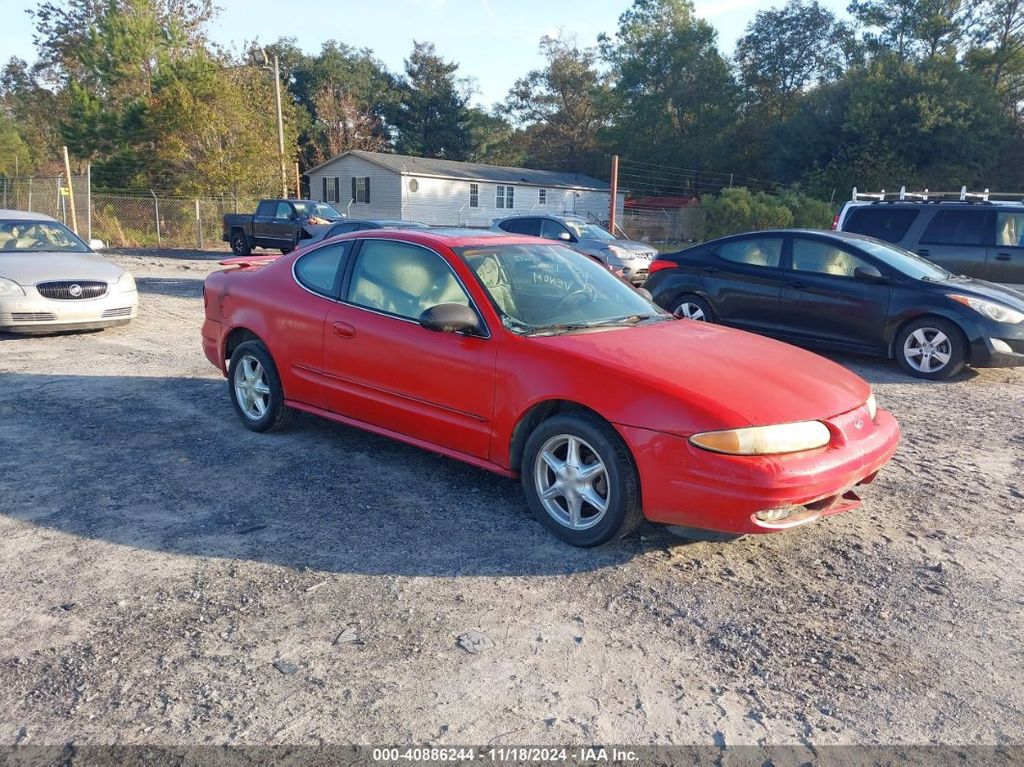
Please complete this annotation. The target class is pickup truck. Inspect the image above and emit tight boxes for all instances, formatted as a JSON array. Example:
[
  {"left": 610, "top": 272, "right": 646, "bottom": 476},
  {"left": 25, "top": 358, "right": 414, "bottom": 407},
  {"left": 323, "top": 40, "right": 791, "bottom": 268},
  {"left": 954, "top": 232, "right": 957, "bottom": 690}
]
[{"left": 223, "top": 199, "right": 344, "bottom": 256}]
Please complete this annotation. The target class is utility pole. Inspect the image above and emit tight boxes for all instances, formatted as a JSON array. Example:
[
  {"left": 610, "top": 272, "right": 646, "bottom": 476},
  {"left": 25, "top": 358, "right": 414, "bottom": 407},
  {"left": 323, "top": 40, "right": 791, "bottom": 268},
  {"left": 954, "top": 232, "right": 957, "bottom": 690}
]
[
  {"left": 608, "top": 155, "right": 619, "bottom": 236},
  {"left": 294, "top": 161, "right": 301, "bottom": 199},
  {"left": 272, "top": 54, "right": 287, "bottom": 198},
  {"left": 62, "top": 146, "right": 79, "bottom": 234}
]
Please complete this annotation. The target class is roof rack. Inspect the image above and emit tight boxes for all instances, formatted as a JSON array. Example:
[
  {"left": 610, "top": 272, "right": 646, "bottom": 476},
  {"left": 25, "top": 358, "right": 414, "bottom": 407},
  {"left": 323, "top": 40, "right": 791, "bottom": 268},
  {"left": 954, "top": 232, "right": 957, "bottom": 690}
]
[{"left": 851, "top": 186, "right": 1024, "bottom": 204}]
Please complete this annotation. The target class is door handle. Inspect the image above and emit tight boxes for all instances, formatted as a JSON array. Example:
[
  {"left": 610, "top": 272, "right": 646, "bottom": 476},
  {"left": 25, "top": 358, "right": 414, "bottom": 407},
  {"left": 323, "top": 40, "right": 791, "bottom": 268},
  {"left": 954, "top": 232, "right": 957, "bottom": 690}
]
[
  {"left": 332, "top": 321, "right": 356, "bottom": 339},
  {"left": 788, "top": 281, "right": 806, "bottom": 290},
  {"left": 701, "top": 266, "right": 718, "bottom": 274},
  {"left": 996, "top": 253, "right": 1012, "bottom": 261},
  {"left": 916, "top": 249, "right": 930, "bottom": 257}
]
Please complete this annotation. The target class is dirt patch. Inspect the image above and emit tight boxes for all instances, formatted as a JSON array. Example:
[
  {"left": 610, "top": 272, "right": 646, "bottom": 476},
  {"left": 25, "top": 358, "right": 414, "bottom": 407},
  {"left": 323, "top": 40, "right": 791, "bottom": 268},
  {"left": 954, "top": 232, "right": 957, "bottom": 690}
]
[{"left": 0, "top": 249, "right": 1022, "bottom": 746}]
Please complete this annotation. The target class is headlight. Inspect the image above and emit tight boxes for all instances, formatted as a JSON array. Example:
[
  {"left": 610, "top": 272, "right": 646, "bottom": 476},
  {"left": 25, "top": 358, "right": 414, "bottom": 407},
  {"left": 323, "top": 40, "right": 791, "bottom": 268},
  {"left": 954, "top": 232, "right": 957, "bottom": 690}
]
[
  {"left": 949, "top": 294, "right": 1024, "bottom": 324},
  {"left": 866, "top": 394, "right": 877, "bottom": 421},
  {"left": 115, "top": 271, "right": 137, "bottom": 290},
  {"left": 604, "top": 244, "right": 632, "bottom": 261},
  {"left": 0, "top": 277, "right": 25, "bottom": 297},
  {"left": 690, "top": 421, "right": 832, "bottom": 455}
]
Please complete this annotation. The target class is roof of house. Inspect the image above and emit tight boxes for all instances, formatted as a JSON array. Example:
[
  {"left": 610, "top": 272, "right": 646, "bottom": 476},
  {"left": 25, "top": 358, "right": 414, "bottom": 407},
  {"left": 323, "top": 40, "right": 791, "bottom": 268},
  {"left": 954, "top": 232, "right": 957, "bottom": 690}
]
[{"left": 306, "top": 150, "right": 613, "bottom": 192}]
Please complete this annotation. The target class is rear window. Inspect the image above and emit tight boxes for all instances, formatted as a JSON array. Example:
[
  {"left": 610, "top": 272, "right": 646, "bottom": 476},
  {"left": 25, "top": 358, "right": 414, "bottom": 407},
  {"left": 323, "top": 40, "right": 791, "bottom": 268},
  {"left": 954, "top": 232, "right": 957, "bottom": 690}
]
[
  {"left": 843, "top": 207, "right": 919, "bottom": 243},
  {"left": 920, "top": 209, "right": 989, "bottom": 246}
]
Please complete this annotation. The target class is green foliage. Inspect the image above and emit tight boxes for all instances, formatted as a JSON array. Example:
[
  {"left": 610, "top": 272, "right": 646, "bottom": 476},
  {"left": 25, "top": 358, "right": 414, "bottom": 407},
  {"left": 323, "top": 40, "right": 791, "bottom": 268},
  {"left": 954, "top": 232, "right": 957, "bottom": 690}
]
[{"left": 703, "top": 188, "right": 795, "bottom": 239}]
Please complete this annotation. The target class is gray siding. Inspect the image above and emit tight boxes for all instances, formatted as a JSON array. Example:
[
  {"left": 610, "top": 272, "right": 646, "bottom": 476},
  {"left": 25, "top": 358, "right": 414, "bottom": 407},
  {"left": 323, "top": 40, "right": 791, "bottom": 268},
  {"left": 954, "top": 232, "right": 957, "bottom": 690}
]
[{"left": 307, "top": 155, "right": 402, "bottom": 218}]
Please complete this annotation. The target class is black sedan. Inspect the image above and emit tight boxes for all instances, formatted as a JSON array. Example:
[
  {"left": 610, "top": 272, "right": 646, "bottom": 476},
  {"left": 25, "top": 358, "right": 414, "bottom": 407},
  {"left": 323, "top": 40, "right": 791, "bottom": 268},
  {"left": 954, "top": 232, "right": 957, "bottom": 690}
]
[
  {"left": 646, "top": 230, "right": 1024, "bottom": 379},
  {"left": 310, "top": 219, "right": 430, "bottom": 242}
]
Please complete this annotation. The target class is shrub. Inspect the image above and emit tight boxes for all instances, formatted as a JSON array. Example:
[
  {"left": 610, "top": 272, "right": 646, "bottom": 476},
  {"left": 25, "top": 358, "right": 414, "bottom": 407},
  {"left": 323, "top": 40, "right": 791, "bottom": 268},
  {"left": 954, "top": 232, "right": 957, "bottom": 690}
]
[{"left": 702, "top": 186, "right": 832, "bottom": 239}]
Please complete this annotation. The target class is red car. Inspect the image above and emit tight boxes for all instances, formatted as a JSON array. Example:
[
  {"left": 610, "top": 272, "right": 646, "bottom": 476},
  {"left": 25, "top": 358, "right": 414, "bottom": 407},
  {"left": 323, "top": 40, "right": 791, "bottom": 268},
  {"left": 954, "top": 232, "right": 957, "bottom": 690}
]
[{"left": 202, "top": 229, "right": 900, "bottom": 547}]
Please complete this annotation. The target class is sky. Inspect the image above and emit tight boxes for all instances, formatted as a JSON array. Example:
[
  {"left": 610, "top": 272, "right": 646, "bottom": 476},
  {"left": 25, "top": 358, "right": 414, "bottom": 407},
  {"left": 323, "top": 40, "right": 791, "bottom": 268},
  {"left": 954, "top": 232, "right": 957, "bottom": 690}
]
[{"left": 2, "top": 0, "right": 851, "bottom": 106}]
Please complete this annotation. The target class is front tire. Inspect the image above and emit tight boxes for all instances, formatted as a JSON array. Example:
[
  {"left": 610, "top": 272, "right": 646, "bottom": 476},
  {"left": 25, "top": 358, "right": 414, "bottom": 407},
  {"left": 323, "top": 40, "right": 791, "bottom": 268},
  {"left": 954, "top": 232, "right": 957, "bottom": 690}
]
[
  {"left": 521, "top": 413, "right": 643, "bottom": 547},
  {"left": 671, "top": 294, "right": 713, "bottom": 322},
  {"left": 895, "top": 317, "right": 967, "bottom": 380},
  {"left": 227, "top": 341, "right": 296, "bottom": 432}
]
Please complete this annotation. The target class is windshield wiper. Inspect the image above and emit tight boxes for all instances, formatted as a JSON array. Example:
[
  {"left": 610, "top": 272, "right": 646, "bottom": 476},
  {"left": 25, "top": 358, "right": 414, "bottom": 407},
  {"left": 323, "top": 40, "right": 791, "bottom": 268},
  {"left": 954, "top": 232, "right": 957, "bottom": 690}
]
[{"left": 524, "top": 314, "right": 665, "bottom": 336}]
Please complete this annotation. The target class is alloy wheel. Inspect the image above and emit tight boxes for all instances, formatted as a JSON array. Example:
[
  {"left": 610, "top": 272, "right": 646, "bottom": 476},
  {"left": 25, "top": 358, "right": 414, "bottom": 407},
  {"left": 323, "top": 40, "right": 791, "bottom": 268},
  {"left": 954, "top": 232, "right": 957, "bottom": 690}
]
[
  {"left": 233, "top": 354, "right": 271, "bottom": 420},
  {"left": 903, "top": 327, "right": 952, "bottom": 374},
  {"left": 533, "top": 434, "right": 610, "bottom": 530},
  {"left": 674, "top": 302, "right": 707, "bottom": 321}
]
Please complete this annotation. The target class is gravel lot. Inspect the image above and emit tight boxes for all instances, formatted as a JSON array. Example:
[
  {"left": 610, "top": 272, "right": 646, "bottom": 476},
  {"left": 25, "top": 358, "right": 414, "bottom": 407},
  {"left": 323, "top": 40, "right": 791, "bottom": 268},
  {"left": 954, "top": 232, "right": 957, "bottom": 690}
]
[{"left": 1, "top": 248, "right": 1022, "bottom": 748}]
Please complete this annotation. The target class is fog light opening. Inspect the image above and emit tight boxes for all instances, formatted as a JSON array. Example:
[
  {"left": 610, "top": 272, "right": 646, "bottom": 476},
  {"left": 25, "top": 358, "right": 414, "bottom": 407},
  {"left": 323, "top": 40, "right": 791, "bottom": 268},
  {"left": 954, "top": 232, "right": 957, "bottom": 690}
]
[
  {"left": 755, "top": 506, "right": 800, "bottom": 523},
  {"left": 992, "top": 338, "right": 1013, "bottom": 354}
]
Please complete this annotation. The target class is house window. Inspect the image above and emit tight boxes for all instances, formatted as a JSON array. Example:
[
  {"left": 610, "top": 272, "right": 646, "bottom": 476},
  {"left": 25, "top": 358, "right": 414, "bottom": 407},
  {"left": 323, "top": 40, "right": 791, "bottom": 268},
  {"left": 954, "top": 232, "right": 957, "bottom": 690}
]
[
  {"left": 469, "top": 183, "right": 479, "bottom": 208},
  {"left": 352, "top": 176, "right": 370, "bottom": 204},
  {"left": 323, "top": 177, "right": 340, "bottom": 203},
  {"left": 538, "top": 189, "right": 547, "bottom": 205},
  {"left": 497, "top": 185, "right": 514, "bottom": 209}
]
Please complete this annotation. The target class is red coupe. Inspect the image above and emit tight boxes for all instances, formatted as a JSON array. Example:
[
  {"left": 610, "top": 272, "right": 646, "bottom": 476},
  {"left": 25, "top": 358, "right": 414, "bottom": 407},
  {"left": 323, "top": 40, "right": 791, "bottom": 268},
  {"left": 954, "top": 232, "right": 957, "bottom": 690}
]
[{"left": 202, "top": 229, "right": 900, "bottom": 547}]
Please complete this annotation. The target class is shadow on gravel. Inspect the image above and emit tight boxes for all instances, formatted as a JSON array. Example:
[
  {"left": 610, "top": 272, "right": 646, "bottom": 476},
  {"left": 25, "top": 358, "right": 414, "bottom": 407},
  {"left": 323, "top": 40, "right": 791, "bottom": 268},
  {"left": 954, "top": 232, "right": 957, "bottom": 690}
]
[
  {"left": 820, "top": 352, "right": 981, "bottom": 385},
  {"left": 136, "top": 276, "right": 205, "bottom": 299},
  {"left": 108, "top": 247, "right": 227, "bottom": 261},
  {"left": 0, "top": 373, "right": 646, "bottom": 576}
]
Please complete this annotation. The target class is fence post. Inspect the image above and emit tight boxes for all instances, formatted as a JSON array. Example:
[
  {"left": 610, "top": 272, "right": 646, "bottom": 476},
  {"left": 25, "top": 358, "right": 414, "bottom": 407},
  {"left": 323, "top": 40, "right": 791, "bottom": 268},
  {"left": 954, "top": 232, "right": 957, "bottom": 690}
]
[
  {"left": 28, "top": 177, "right": 33, "bottom": 211},
  {"left": 195, "top": 198, "right": 202, "bottom": 249},
  {"left": 86, "top": 163, "right": 92, "bottom": 241},
  {"left": 152, "top": 190, "right": 161, "bottom": 246}
]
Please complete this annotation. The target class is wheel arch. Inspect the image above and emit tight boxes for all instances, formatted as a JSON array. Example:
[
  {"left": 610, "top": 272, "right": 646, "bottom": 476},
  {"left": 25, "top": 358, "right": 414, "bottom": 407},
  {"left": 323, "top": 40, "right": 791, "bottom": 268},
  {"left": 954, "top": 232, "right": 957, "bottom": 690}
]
[
  {"left": 224, "top": 326, "right": 262, "bottom": 365},
  {"left": 508, "top": 399, "right": 625, "bottom": 473}
]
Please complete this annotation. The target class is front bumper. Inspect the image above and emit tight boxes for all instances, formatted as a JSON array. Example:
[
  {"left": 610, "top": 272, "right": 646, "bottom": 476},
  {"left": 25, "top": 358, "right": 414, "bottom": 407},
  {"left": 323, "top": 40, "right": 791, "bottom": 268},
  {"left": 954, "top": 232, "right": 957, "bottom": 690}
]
[
  {"left": 618, "top": 404, "right": 901, "bottom": 535},
  {"left": 0, "top": 288, "right": 138, "bottom": 333},
  {"left": 964, "top": 317, "right": 1024, "bottom": 368}
]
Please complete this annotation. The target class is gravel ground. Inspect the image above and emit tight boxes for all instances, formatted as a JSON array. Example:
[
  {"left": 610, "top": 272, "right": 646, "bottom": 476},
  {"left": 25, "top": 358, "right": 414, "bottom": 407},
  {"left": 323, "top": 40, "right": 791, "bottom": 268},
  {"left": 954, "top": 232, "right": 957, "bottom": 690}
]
[{"left": 0, "top": 248, "right": 1022, "bottom": 748}]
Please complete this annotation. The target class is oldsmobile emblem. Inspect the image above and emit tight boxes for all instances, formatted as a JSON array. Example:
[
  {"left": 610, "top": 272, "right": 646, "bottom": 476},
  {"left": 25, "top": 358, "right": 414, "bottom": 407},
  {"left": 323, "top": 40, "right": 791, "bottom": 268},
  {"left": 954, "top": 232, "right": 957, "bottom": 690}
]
[
  {"left": 68, "top": 284, "right": 83, "bottom": 297},
  {"left": 853, "top": 418, "right": 864, "bottom": 430}
]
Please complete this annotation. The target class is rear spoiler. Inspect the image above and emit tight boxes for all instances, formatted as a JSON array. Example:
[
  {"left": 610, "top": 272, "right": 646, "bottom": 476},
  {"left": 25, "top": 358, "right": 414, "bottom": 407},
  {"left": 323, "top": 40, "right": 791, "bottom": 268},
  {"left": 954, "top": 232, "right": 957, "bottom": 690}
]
[{"left": 218, "top": 254, "right": 282, "bottom": 268}]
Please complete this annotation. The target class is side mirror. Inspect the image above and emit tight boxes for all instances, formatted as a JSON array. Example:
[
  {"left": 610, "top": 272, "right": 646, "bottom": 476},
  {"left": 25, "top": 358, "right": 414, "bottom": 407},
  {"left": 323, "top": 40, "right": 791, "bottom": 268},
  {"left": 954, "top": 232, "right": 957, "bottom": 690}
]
[
  {"left": 419, "top": 303, "right": 484, "bottom": 336},
  {"left": 557, "top": 231, "right": 573, "bottom": 242},
  {"left": 88, "top": 238, "right": 106, "bottom": 251},
  {"left": 854, "top": 264, "right": 886, "bottom": 282}
]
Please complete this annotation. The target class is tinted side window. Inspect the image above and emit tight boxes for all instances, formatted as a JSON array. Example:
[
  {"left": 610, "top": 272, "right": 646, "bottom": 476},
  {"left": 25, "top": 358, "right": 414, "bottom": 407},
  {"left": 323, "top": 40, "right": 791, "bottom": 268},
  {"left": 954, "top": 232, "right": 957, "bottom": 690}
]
[
  {"left": 718, "top": 238, "right": 783, "bottom": 268},
  {"left": 791, "top": 239, "right": 871, "bottom": 278},
  {"left": 330, "top": 223, "right": 358, "bottom": 236},
  {"left": 508, "top": 218, "right": 541, "bottom": 236},
  {"left": 920, "top": 210, "right": 988, "bottom": 246},
  {"left": 294, "top": 242, "right": 349, "bottom": 297},
  {"left": 540, "top": 219, "right": 570, "bottom": 240},
  {"left": 275, "top": 202, "right": 293, "bottom": 219},
  {"left": 996, "top": 211, "right": 1024, "bottom": 247},
  {"left": 256, "top": 201, "right": 275, "bottom": 217},
  {"left": 347, "top": 240, "right": 471, "bottom": 321},
  {"left": 844, "top": 208, "right": 919, "bottom": 243}
]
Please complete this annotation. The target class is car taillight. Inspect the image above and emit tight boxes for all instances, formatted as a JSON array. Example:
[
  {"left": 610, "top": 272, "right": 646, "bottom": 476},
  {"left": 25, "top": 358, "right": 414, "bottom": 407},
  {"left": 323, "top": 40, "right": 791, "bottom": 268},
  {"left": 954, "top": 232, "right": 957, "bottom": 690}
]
[
  {"left": 648, "top": 259, "right": 678, "bottom": 274},
  {"left": 832, "top": 214, "right": 840, "bottom": 230}
]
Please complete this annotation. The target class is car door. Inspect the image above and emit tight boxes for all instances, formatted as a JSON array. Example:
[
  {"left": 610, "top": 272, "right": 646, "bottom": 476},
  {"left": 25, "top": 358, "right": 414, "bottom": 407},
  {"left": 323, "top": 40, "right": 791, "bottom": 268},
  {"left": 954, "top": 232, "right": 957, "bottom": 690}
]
[
  {"left": 988, "top": 209, "right": 1024, "bottom": 287},
  {"left": 270, "top": 201, "right": 296, "bottom": 245},
  {"left": 321, "top": 238, "right": 498, "bottom": 460},
  {"left": 539, "top": 218, "right": 575, "bottom": 244},
  {"left": 777, "top": 236, "right": 892, "bottom": 353},
  {"left": 252, "top": 200, "right": 277, "bottom": 246},
  {"left": 701, "top": 235, "right": 787, "bottom": 333},
  {"left": 913, "top": 208, "right": 993, "bottom": 279}
]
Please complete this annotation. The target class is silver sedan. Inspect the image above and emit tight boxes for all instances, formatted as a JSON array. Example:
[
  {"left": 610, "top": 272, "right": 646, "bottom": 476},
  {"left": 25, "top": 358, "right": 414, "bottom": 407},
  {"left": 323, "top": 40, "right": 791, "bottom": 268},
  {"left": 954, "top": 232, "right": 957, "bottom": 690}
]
[{"left": 0, "top": 210, "right": 138, "bottom": 333}]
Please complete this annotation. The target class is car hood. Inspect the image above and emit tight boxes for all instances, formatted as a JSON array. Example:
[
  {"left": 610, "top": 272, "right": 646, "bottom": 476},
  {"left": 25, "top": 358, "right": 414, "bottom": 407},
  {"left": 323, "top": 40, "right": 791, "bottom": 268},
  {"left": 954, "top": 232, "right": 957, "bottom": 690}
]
[
  {"left": 0, "top": 251, "right": 126, "bottom": 286},
  {"left": 533, "top": 320, "right": 871, "bottom": 430},
  {"left": 580, "top": 238, "right": 657, "bottom": 256},
  {"left": 930, "top": 275, "right": 1024, "bottom": 310}
]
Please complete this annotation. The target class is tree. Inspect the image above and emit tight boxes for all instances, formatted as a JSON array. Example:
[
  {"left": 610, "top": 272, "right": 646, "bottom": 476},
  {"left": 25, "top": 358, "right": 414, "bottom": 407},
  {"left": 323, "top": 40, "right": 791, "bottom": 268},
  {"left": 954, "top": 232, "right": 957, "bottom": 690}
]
[
  {"left": 465, "top": 108, "right": 526, "bottom": 166},
  {"left": 602, "top": 0, "right": 739, "bottom": 170},
  {"left": 390, "top": 41, "right": 473, "bottom": 159},
  {"left": 505, "top": 36, "right": 610, "bottom": 171},
  {"left": 737, "top": 1, "right": 856, "bottom": 118},
  {"left": 847, "top": 0, "right": 976, "bottom": 61}
]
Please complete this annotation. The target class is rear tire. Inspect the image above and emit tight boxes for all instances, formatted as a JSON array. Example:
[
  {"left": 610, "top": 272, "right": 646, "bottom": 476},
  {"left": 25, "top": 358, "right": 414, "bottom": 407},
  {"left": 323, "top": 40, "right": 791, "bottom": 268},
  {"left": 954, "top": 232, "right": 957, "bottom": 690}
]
[
  {"left": 230, "top": 230, "right": 251, "bottom": 257},
  {"left": 895, "top": 317, "right": 967, "bottom": 380},
  {"left": 227, "top": 341, "right": 296, "bottom": 432},
  {"left": 671, "top": 294, "right": 713, "bottom": 322},
  {"left": 521, "top": 413, "right": 643, "bottom": 547}
]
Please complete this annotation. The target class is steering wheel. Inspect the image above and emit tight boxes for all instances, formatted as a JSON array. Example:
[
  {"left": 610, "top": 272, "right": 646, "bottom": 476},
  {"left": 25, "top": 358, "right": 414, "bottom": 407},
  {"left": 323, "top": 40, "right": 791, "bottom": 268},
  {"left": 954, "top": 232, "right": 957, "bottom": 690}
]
[{"left": 553, "top": 284, "right": 596, "bottom": 315}]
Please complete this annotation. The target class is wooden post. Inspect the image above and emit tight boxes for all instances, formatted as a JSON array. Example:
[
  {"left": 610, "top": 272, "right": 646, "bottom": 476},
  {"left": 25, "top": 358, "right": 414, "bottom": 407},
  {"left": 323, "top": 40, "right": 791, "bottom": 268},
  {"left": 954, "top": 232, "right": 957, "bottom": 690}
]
[
  {"left": 294, "top": 161, "right": 301, "bottom": 199},
  {"left": 62, "top": 146, "right": 79, "bottom": 234},
  {"left": 608, "top": 155, "right": 619, "bottom": 235},
  {"left": 273, "top": 54, "right": 287, "bottom": 199}
]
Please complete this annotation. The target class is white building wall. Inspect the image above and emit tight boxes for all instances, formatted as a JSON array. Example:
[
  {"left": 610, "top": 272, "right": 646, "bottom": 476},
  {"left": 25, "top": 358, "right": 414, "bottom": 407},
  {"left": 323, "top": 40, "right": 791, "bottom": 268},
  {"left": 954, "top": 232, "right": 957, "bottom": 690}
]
[
  {"left": 307, "top": 155, "right": 402, "bottom": 218},
  {"left": 400, "top": 176, "right": 625, "bottom": 228}
]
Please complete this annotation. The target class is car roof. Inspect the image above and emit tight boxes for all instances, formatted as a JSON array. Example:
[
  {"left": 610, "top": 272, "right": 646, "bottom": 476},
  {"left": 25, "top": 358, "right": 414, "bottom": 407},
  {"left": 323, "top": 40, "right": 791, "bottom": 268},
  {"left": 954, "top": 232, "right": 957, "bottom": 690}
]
[
  {"left": 699, "top": 229, "right": 894, "bottom": 246},
  {"left": 321, "top": 227, "right": 558, "bottom": 249},
  {"left": 842, "top": 199, "right": 1024, "bottom": 210},
  {"left": 498, "top": 213, "right": 587, "bottom": 223},
  {"left": 0, "top": 209, "right": 59, "bottom": 222}
]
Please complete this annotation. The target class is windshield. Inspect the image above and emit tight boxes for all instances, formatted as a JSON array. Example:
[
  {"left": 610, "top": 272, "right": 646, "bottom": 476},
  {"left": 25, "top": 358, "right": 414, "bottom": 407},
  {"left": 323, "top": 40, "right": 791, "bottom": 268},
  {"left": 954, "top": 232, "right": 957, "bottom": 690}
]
[
  {"left": 854, "top": 238, "right": 954, "bottom": 281},
  {"left": 293, "top": 202, "right": 342, "bottom": 219},
  {"left": 456, "top": 243, "right": 666, "bottom": 335},
  {"left": 564, "top": 220, "right": 617, "bottom": 241},
  {"left": 0, "top": 220, "right": 90, "bottom": 253}
]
